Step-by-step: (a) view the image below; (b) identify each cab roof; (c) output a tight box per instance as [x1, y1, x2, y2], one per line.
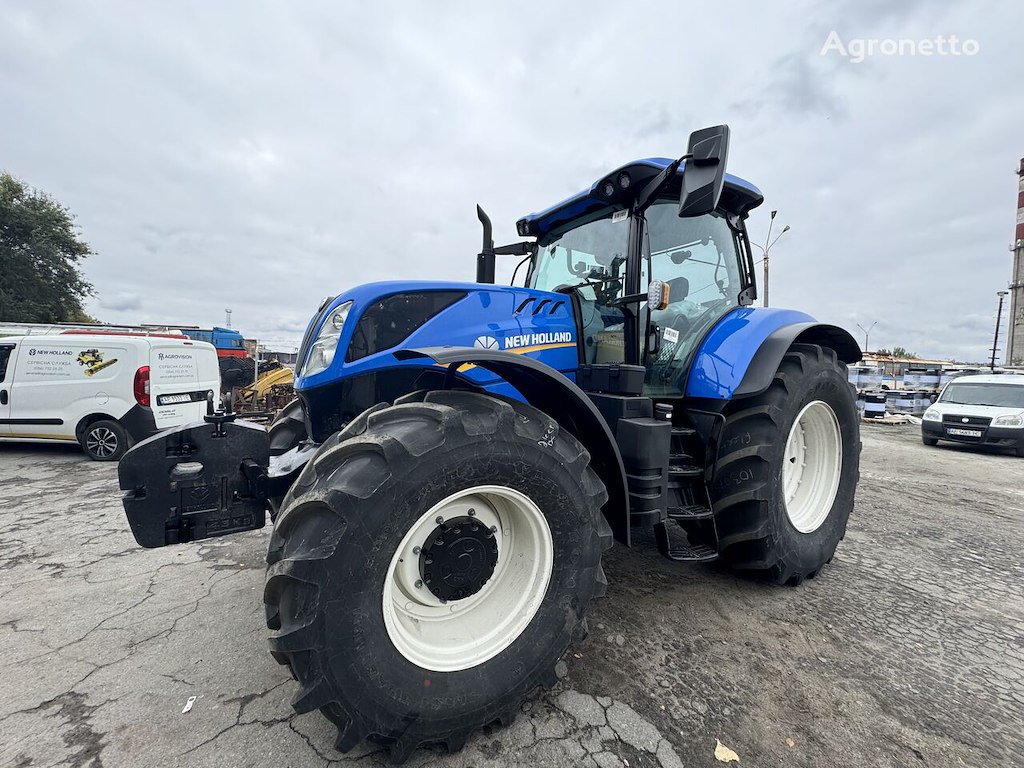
[516, 157, 764, 242]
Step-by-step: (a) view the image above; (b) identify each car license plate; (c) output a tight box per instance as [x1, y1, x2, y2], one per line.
[159, 393, 192, 405]
[946, 427, 982, 437]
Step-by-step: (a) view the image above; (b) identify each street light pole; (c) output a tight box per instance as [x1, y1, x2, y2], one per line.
[991, 291, 1009, 371]
[856, 321, 877, 353]
[751, 210, 790, 307]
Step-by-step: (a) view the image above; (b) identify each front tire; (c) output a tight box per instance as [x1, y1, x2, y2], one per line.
[708, 344, 860, 585]
[263, 390, 610, 761]
[266, 398, 307, 519]
[922, 435, 939, 446]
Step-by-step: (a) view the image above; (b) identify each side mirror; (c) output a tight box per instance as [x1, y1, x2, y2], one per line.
[678, 125, 730, 218]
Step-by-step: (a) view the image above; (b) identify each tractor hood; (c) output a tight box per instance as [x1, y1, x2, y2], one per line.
[293, 281, 580, 394]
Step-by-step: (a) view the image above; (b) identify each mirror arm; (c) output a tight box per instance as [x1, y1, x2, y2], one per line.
[493, 241, 536, 256]
[634, 153, 692, 213]
[613, 292, 647, 307]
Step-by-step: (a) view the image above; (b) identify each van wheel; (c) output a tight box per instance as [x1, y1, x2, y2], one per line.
[81, 420, 129, 461]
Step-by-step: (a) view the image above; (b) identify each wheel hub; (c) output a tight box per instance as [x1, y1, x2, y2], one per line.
[87, 428, 117, 458]
[419, 516, 498, 601]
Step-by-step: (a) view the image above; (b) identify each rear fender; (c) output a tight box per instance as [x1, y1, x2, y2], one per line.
[686, 308, 861, 400]
[394, 346, 631, 545]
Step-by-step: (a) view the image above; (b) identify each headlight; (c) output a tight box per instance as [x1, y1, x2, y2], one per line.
[301, 301, 352, 377]
[923, 408, 942, 422]
[993, 414, 1024, 428]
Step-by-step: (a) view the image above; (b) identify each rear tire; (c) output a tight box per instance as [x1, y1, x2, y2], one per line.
[263, 390, 611, 762]
[80, 419, 129, 462]
[707, 344, 860, 585]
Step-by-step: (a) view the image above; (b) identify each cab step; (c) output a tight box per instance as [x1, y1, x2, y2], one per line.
[668, 464, 702, 479]
[667, 504, 713, 521]
[653, 521, 719, 563]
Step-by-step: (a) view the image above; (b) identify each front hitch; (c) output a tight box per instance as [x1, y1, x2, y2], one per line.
[118, 412, 271, 548]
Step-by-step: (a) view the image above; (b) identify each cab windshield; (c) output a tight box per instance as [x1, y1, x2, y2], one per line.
[524, 203, 749, 393]
[527, 212, 630, 365]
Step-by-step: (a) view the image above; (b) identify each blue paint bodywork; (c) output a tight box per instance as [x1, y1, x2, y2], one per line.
[297, 283, 824, 405]
[685, 307, 815, 399]
[294, 282, 579, 394]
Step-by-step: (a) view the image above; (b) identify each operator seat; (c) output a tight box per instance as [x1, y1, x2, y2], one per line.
[666, 276, 690, 304]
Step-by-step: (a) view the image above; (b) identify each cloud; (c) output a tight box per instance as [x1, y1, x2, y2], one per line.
[98, 292, 142, 312]
[1, 0, 1021, 366]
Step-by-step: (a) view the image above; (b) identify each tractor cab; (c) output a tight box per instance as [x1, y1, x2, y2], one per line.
[511, 128, 764, 398]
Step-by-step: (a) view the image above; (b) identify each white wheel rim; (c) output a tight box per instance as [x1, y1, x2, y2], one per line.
[783, 401, 842, 534]
[382, 485, 553, 672]
[86, 427, 118, 458]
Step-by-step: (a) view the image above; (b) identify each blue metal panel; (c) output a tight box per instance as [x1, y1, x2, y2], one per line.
[686, 307, 815, 400]
[294, 282, 579, 394]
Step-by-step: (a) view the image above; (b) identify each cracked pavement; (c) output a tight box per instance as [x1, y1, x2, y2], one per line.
[0, 426, 1021, 767]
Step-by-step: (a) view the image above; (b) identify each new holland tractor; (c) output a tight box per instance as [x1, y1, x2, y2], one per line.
[118, 125, 861, 762]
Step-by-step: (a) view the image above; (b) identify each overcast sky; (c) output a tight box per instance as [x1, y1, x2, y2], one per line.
[2, 0, 1022, 362]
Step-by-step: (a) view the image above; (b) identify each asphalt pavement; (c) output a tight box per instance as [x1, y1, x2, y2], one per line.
[1, 424, 1021, 767]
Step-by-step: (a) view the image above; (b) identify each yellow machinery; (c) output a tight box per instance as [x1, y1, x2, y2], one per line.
[231, 364, 294, 416]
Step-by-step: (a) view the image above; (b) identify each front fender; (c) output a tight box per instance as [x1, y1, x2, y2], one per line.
[686, 308, 861, 400]
[394, 346, 631, 546]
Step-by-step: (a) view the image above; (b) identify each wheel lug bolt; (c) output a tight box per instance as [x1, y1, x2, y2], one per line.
[414, 580, 423, 589]
[468, 508, 476, 517]
[435, 516, 444, 524]
[413, 546, 421, 555]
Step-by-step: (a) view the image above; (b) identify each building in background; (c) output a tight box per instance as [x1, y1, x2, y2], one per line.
[1007, 157, 1024, 366]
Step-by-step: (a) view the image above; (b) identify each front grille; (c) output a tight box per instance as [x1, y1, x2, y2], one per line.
[942, 414, 991, 427]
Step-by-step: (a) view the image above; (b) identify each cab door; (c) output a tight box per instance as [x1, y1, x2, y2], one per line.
[0, 343, 16, 436]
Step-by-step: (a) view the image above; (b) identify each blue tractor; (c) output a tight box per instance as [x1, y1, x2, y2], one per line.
[118, 125, 861, 761]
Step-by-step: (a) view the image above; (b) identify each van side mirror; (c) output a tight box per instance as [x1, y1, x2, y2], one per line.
[678, 125, 730, 218]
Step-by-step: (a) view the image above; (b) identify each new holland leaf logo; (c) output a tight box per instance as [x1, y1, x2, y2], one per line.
[473, 336, 499, 349]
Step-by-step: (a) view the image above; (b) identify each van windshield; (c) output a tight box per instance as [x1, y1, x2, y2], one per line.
[940, 382, 1024, 408]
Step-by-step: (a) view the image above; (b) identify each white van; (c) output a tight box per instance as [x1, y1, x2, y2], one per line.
[921, 373, 1024, 457]
[0, 332, 220, 461]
